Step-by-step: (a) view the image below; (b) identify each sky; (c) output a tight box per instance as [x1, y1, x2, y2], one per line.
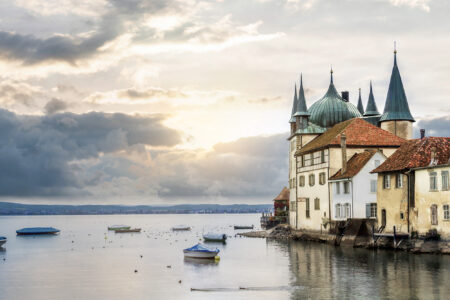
[0, 0, 449, 204]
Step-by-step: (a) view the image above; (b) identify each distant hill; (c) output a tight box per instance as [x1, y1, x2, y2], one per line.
[0, 202, 273, 215]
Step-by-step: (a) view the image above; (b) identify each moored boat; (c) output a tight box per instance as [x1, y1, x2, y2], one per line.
[0, 236, 6, 247]
[203, 233, 227, 242]
[16, 227, 60, 235]
[108, 225, 131, 231]
[114, 228, 141, 233]
[234, 225, 254, 230]
[183, 243, 219, 259]
[172, 226, 191, 231]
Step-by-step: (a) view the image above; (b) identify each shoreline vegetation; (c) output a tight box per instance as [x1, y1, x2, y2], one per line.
[239, 224, 450, 255]
[0, 202, 272, 216]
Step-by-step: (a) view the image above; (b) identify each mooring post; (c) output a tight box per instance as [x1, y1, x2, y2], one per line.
[393, 226, 397, 249]
[372, 224, 375, 246]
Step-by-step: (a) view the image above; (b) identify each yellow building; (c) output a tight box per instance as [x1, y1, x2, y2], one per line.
[373, 136, 450, 238]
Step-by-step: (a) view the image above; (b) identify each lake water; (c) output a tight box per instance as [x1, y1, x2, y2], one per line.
[0, 214, 449, 300]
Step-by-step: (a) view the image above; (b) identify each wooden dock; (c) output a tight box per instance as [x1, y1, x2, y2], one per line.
[372, 225, 410, 249]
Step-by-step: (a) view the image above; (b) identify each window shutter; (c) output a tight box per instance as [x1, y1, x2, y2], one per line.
[366, 204, 370, 218]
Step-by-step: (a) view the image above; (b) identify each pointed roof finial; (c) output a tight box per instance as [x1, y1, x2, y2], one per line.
[289, 82, 298, 123]
[294, 73, 310, 117]
[330, 65, 334, 83]
[357, 88, 364, 115]
[364, 80, 380, 116]
[393, 41, 397, 65]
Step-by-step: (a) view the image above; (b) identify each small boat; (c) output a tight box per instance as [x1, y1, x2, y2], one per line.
[0, 236, 6, 247]
[183, 243, 219, 259]
[172, 226, 191, 231]
[234, 225, 254, 230]
[108, 225, 131, 231]
[203, 233, 227, 242]
[16, 227, 60, 235]
[114, 228, 141, 233]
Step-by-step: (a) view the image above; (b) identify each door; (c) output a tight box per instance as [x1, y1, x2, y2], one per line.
[381, 209, 386, 227]
[431, 205, 438, 225]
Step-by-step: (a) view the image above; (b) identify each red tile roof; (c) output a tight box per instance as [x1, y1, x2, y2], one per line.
[372, 137, 450, 173]
[274, 187, 290, 201]
[295, 118, 405, 156]
[329, 150, 378, 180]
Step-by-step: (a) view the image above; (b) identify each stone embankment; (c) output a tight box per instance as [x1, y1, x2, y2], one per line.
[238, 224, 450, 254]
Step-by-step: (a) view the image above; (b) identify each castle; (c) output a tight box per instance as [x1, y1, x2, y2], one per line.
[288, 50, 416, 231]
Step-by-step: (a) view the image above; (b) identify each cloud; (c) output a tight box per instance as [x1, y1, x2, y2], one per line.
[44, 98, 69, 114]
[414, 115, 450, 137]
[0, 109, 181, 196]
[388, 0, 431, 12]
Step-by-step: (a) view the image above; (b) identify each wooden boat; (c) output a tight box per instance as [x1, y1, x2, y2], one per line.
[234, 225, 254, 230]
[0, 236, 6, 247]
[171, 226, 191, 231]
[183, 243, 219, 259]
[108, 225, 131, 231]
[114, 228, 141, 233]
[203, 233, 227, 242]
[16, 227, 60, 235]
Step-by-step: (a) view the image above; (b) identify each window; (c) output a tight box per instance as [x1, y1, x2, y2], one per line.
[310, 153, 314, 165]
[400, 212, 404, 220]
[301, 155, 305, 167]
[370, 180, 377, 193]
[366, 203, 377, 218]
[431, 204, 438, 225]
[344, 203, 351, 218]
[299, 176, 305, 187]
[430, 172, 437, 191]
[442, 171, 449, 190]
[383, 175, 391, 189]
[344, 182, 350, 194]
[306, 198, 310, 218]
[319, 172, 326, 185]
[309, 174, 315, 186]
[336, 182, 340, 194]
[314, 198, 320, 210]
[321, 150, 325, 163]
[340, 204, 346, 218]
[444, 205, 449, 220]
[375, 160, 381, 167]
[396, 174, 403, 188]
[335, 204, 341, 218]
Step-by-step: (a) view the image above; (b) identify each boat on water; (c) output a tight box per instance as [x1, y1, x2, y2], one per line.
[234, 225, 254, 230]
[203, 233, 227, 242]
[114, 228, 141, 233]
[16, 227, 60, 235]
[107, 225, 131, 231]
[172, 226, 191, 231]
[0, 237, 6, 247]
[183, 243, 219, 259]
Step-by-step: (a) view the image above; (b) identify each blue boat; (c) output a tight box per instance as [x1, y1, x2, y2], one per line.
[0, 236, 6, 247]
[183, 243, 219, 259]
[16, 227, 60, 235]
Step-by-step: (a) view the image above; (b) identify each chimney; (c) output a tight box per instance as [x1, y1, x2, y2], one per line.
[341, 91, 349, 102]
[340, 133, 347, 174]
[420, 129, 425, 139]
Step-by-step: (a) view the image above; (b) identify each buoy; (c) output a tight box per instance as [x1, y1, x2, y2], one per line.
[134, 270, 138, 273]
[166, 265, 171, 268]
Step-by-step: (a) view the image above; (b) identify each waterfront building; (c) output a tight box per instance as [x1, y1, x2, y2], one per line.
[329, 150, 387, 221]
[288, 50, 414, 231]
[373, 136, 450, 238]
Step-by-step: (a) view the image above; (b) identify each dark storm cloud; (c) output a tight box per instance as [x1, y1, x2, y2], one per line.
[44, 98, 68, 114]
[0, 109, 181, 196]
[0, 0, 181, 64]
[414, 116, 450, 137]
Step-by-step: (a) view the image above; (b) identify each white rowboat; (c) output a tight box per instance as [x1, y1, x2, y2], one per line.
[183, 243, 219, 259]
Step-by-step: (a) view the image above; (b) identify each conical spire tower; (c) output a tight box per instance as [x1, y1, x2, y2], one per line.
[380, 49, 415, 122]
[356, 88, 364, 115]
[289, 83, 298, 123]
[293, 74, 310, 117]
[364, 81, 380, 116]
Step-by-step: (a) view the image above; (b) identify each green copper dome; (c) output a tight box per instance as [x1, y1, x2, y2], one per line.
[309, 72, 362, 128]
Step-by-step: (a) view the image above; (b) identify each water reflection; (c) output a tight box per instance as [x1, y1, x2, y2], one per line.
[286, 241, 450, 300]
[184, 257, 220, 266]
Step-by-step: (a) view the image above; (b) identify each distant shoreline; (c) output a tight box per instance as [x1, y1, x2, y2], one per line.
[0, 202, 272, 216]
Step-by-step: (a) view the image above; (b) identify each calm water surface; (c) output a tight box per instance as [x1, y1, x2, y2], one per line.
[0, 214, 448, 300]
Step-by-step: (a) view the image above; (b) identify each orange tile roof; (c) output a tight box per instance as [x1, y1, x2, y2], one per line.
[329, 150, 378, 180]
[274, 187, 290, 201]
[372, 137, 450, 173]
[295, 118, 405, 156]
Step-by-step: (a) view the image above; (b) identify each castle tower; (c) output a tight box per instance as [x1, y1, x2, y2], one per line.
[293, 74, 310, 131]
[379, 48, 415, 139]
[289, 83, 298, 135]
[364, 81, 380, 116]
[356, 88, 364, 115]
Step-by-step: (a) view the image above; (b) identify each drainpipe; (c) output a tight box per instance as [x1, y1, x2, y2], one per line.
[295, 153, 298, 229]
[405, 169, 411, 233]
[340, 133, 347, 174]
